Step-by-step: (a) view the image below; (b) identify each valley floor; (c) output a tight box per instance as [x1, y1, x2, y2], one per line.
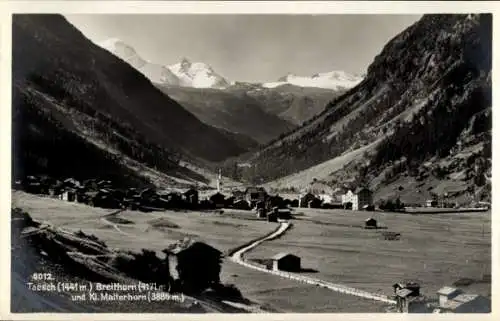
[246, 208, 491, 299]
[10, 191, 491, 313]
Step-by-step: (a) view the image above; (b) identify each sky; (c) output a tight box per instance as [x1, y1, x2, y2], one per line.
[65, 14, 422, 83]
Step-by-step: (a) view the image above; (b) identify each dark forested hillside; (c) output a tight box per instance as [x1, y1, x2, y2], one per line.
[155, 85, 294, 145]
[156, 83, 339, 145]
[12, 14, 252, 185]
[243, 14, 492, 203]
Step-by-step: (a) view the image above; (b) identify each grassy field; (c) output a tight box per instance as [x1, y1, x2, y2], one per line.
[11, 191, 490, 312]
[11, 191, 388, 312]
[11, 191, 276, 256]
[222, 261, 387, 312]
[245, 208, 491, 298]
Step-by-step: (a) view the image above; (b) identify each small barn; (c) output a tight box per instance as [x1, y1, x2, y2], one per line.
[299, 192, 316, 208]
[233, 199, 250, 210]
[289, 199, 299, 208]
[395, 288, 417, 313]
[183, 188, 199, 204]
[364, 218, 378, 229]
[437, 286, 463, 307]
[24, 181, 44, 194]
[426, 199, 438, 207]
[393, 282, 420, 297]
[209, 192, 226, 208]
[436, 287, 491, 313]
[277, 208, 292, 220]
[61, 189, 76, 202]
[271, 253, 301, 272]
[308, 198, 322, 208]
[165, 192, 182, 202]
[283, 199, 292, 208]
[224, 196, 235, 208]
[267, 195, 285, 209]
[162, 239, 222, 294]
[245, 187, 268, 208]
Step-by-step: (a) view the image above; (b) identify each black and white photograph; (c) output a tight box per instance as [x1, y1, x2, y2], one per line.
[4, 1, 494, 316]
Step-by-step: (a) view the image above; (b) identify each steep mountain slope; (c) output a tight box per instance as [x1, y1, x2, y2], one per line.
[263, 70, 363, 91]
[245, 14, 492, 204]
[156, 85, 294, 144]
[12, 14, 251, 186]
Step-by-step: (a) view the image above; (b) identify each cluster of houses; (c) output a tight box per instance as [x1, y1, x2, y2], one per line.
[297, 185, 374, 211]
[13, 176, 288, 216]
[15, 174, 379, 214]
[13, 176, 206, 211]
[392, 282, 491, 313]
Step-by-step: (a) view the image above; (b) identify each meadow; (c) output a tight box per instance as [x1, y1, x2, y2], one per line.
[12, 191, 490, 312]
[246, 208, 491, 298]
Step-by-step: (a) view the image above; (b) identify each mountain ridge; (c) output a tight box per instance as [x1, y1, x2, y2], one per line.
[98, 37, 362, 91]
[232, 13, 492, 205]
[12, 14, 252, 187]
[99, 39, 230, 89]
[264, 70, 363, 91]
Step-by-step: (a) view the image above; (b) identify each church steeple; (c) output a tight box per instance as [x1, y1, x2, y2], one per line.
[216, 169, 222, 192]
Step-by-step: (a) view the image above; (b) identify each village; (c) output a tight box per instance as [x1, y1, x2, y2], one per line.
[11, 172, 491, 313]
[14, 173, 490, 216]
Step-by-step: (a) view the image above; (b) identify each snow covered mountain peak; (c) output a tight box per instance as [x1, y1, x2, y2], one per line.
[97, 39, 228, 88]
[97, 38, 361, 91]
[98, 38, 139, 63]
[98, 38, 180, 85]
[180, 57, 192, 69]
[264, 70, 364, 91]
[169, 59, 229, 89]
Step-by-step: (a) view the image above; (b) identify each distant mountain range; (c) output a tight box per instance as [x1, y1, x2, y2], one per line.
[99, 38, 230, 89]
[98, 38, 182, 85]
[98, 38, 363, 91]
[99, 38, 354, 140]
[264, 71, 363, 91]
